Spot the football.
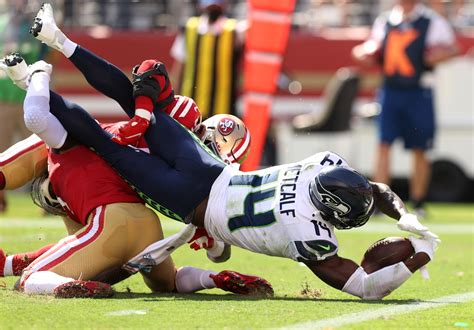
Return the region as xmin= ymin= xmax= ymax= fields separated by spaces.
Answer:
xmin=361 ymin=237 xmax=415 ymax=274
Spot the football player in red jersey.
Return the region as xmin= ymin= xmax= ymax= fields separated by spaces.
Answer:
xmin=0 ymin=48 xmax=262 ymax=298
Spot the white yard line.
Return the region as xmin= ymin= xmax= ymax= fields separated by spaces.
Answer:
xmin=283 ymin=291 xmax=474 ymax=330
xmin=0 ymin=219 xmax=471 ymax=234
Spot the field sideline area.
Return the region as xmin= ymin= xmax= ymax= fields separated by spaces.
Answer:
xmin=0 ymin=193 xmax=472 ymax=329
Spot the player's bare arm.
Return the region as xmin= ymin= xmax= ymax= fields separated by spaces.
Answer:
xmin=303 ymin=248 xmax=431 ymax=299
xmin=370 ymin=181 xmax=407 ymax=220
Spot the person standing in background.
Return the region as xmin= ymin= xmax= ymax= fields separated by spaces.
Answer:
xmin=352 ymin=0 xmax=460 ymax=216
xmin=0 ymin=0 xmax=47 ymax=213
xmin=170 ymin=0 xmax=246 ymax=119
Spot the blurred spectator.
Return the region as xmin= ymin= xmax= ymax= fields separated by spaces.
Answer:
xmin=352 ymin=0 xmax=460 ymax=215
xmin=169 ymin=0 xmax=246 ymax=119
xmin=0 ymin=0 xmax=47 ymax=213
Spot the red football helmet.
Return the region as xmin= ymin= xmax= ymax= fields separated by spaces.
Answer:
xmin=165 ymin=95 xmax=202 ymax=132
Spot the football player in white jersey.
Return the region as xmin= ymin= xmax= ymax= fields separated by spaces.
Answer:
xmin=10 ymin=2 xmax=439 ymax=300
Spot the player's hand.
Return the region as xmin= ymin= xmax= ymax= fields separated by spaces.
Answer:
xmin=407 ymin=236 xmax=439 ymax=261
xmin=111 ymin=115 xmax=150 ymax=146
xmin=397 ymin=213 xmax=439 ymax=240
xmin=188 ymin=227 xmax=215 ymax=250
xmin=132 ymin=61 xmax=171 ymax=106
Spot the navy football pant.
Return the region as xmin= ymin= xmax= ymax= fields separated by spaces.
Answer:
xmin=48 ymin=47 xmax=225 ymax=222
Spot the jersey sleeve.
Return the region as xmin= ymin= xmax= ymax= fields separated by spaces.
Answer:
xmin=284 ymin=220 xmax=339 ymax=262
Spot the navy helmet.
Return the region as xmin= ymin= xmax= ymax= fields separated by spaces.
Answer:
xmin=309 ymin=166 xmax=374 ymax=230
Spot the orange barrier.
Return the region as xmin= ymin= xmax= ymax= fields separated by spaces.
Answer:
xmin=241 ymin=0 xmax=295 ymax=171
xmin=242 ymin=95 xmax=272 ymax=171
xmin=246 ymin=12 xmax=292 ymax=53
xmin=243 ymin=53 xmax=282 ymax=94
xmin=249 ymin=0 xmax=296 ymax=13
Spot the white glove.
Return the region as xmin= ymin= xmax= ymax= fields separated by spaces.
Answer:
xmin=407 ymin=236 xmax=439 ymax=261
xmin=397 ymin=213 xmax=439 ymax=240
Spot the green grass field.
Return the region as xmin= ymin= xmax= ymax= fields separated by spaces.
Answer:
xmin=0 ymin=193 xmax=473 ymax=329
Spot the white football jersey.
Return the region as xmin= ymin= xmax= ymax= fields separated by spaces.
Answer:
xmin=205 ymin=151 xmax=349 ymax=262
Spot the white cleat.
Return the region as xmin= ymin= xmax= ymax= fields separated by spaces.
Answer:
xmin=30 ymin=3 xmax=66 ymax=52
xmin=1 ymin=53 xmax=29 ymax=90
xmin=29 ymin=60 xmax=53 ymax=78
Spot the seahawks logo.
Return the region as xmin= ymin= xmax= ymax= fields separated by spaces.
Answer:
xmin=315 ymin=178 xmax=351 ymax=217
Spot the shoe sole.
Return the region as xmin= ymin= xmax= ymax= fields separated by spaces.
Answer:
xmin=54 ymin=282 xmax=114 ymax=299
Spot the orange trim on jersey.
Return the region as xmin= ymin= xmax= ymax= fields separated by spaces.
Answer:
xmin=384 ymin=29 xmax=419 ymax=77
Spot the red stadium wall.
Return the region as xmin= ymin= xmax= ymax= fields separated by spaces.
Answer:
xmin=53 ymin=30 xmax=474 ymax=120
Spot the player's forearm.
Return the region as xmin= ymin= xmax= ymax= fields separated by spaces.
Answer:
xmin=404 ymin=252 xmax=430 ymax=273
xmin=425 ymin=45 xmax=460 ymax=67
xmin=370 ymin=181 xmax=407 ymax=220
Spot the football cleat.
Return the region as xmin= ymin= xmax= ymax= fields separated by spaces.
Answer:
xmin=210 ymin=270 xmax=274 ymax=297
xmin=30 ymin=3 xmax=67 ymax=52
xmin=53 ymin=280 xmax=114 ymax=298
xmin=0 ymin=249 xmax=5 ymax=277
xmin=1 ymin=53 xmax=29 ymax=89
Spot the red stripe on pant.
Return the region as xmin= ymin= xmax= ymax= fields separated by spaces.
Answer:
xmin=20 ymin=206 xmax=106 ymax=287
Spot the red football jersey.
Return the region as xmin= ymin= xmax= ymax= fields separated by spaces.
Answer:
xmin=48 ymin=145 xmax=142 ymax=225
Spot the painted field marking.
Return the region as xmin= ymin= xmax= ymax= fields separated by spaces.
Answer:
xmin=283 ymin=291 xmax=474 ymax=329
xmin=106 ymin=310 xmax=147 ymax=316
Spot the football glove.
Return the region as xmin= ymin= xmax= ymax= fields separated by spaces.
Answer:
xmin=188 ymin=227 xmax=215 ymax=250
xmin=111 ymin=113 xmax=150 ymax=146
xmin=397 ymin=213 xmax=439 ymax=240
xmin=407 ymin=235 xmax=440 ymax=261
xmin=132 ymin=60 xmax=174 ymax=108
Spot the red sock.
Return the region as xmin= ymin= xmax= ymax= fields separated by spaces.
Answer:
xmin=135 ymin=96 xmax=154 ymax=114
xmin=11 ymin=244 xmax=55 ymax=275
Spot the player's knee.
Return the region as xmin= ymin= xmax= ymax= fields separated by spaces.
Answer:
xmin=24 ymin=96 xmax=50 ymax=133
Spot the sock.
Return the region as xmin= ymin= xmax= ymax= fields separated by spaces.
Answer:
xmin=4 ymin=244 xmax=56 ymax=276
xmin=175 ymin=266 xmax=217 ymax=293
xmin=23 ymin=271 xmax=74 ymax=295
xmin=62 ymin=38 xmax=77 ymax=58
xmin=134 ymin=96 xmax=153 ymax=120
xmin=24 ymin=73 xmax=68 ymax=148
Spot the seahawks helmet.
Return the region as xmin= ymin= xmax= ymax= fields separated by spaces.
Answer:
xmin=200 ymin=114 xmax=251 ymax=165
xmin=309 ymin=166 xmax=374 ymax=230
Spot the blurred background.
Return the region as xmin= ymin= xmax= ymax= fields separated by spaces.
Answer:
xmin=0 ymin=0 xmax=473 ymax=205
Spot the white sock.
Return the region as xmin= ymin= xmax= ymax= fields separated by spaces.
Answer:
xmin=3 ymin=256 xmax=13 ymax=277
xmin=175 ymin=267 xmax=217 ymax=293
xmin=23 ymin=271 xmax=74 ymax=295
xmin=24 ymin=72 xmax=68 ymax=148
xmin=62 ymin=38 xmax=77 ymax=58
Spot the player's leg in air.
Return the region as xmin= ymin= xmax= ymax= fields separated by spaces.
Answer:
xmin=0 ymin=56 xmax=272 ymax=298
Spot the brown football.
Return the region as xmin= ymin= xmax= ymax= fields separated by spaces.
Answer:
xmin=361 ymin=237 xmax=415 ymax=274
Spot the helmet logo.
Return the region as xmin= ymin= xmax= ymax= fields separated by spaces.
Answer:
xmin=315 ymin=177 xmax=352 ymax=217
xmin=319 ymin=193 xmax=351 ymax=216
xmin=217 ymin=118 xmax=236 ymax=136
